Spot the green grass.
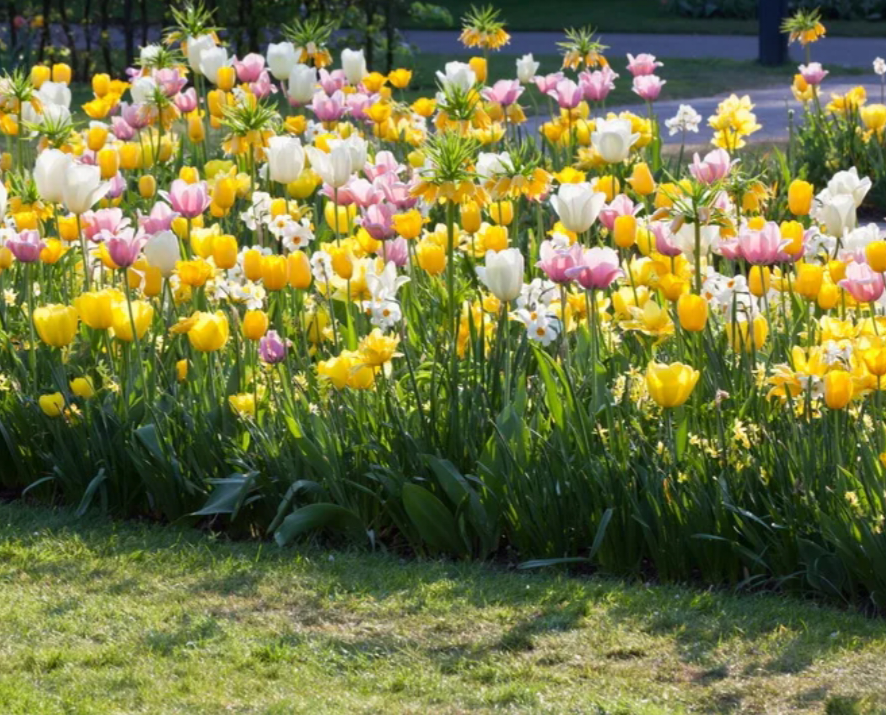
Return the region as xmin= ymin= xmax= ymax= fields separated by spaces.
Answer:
xmin=2 ymin=501 xmax=886 ymax=715
xmin=425 ymin=0 xmax=886 ymax=37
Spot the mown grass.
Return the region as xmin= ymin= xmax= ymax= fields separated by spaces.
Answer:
xmin=2 ymin=501 xmax=886 ymax=714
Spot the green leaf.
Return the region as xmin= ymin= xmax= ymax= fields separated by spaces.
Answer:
xmin=518 ymin=508 xmax=613 ymax=570
xmin=192 ymin=472 xmax=258 ymax=518
xmin=402 ymin=483 xmax=467 ymax=556
xmin=274 ymin=504 xmax=364 ymax=547
xmin=76 ymin=468 xmax=108 ymax=517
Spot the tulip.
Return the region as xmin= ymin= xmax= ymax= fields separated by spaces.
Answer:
xmin=689 ymin=148 xmax=733 ymax=184
xmin=62 ymin=162 xmax=110 ymax=215
xmin=105 ymin=229 xmax=147 ymax=269
xmin=111 ymin=300 xmax=154 ymax=342
xmin=436 ymin=61 xmax=476 ymax=93
xmin=592 ymin=118 xmax=640 ymax=164
xmin=75 ymin=289 xmax=123 ymax=330
xmin=787 ymin=179 xmax=813 ymax=216
xmin=628 ymin=162 xmax=655 ymax=196
xmin=548 ymin=78 xmax=583 ymax=109
xmin=794 ymin=263 xmax=824 ymax=299
xmin=725 ymin=315 xmax=769 ymax=352
xmin=645 ymin=361 xmax=699 ymax=408
xmin=305 ymin=145 xmax=353 ymax=189
xmin=565 ymin=246 xmax=624 ymax=290
xmin=267 ymin=41 xmax=298 ymax=80
xmin=799 ymin=62 xmax=828 ymax=86
xmin=839 ymin=261 xmax=885 ymax=303
xmin=261 ymin=255 xmax=290 ymax=291
xmin=866 ymin=240 xmax=886 ymax=272
xmin=162 ymin=179 xmax=212 ymax=219
xmin=482 ymin=79 xmax=523 ymax=107
xmin=613 ymin=215 xmax=637 ymax=249
xmin=476 ymin=248 xmax=524 ymax=302
xmin=388 ymin=68 xmax=413 ymax=89
xmin=70 ymin=377 xmax=95 ymax=399
xmin=626 ymin=53 xmax=663 ymax=77
xmin=33 ymin=304 xmax=79 ymax=347
xmin=677 ymin=294 xmax=708 ymax=332
xmin=200 ymin=46 xmax=230 ymax=83
xmin=188 ymin=311 xmax=230 ymax=351
xmin=234 ymin=52 xmax=265 ymax=82
xmin=516 ymin=53 xmax=540 ymax=83
xmin=39 ymin=392 xmax=66 ymax=417
xmin=461 ymin=201 xmax=482 ymax=234
xmin=288 ymin=64 xmax=318 ymax=105
xmin=537 ymin=241 xmax=583 ymax=284
xmin=243 ymin=309 xmax=270 ymax=340
xmin=267 ymin=136 xmax=305 ymax=185
xmin=341 ymin=48 xmax=367 ymax=85
xmin=229 ymin=393 xmax=256 ymax=417
xmin=824 ymin=370 xmax=853 ymax=410
xmin=416 ymin=240 xmax=446 ymax=275
xmin=632 ymin=75 xmax=665 ymax=101
xmin=468 ymin=57 xmax=487 ymax=83
xmin=211 ymin=234 xmax=238 ymax=269
xmin=34 ymin=148 xmax=73 ymax=204
xmin=259 ymin=330 xmax=288 ymax=364
xmin=550 ymin=183 xmax=607 ymax=234
xmin=392 ymin=210 xmax=423 ymax=240
xmin=737 ymin=222 xmax=791 ymax=266
xmin=579 ymin=67 xmax=618 ymax=102
xmin=7 ymin=230 xmax=46 ymax=263
xmin=143 ymin=230 xmax=180 ymax=277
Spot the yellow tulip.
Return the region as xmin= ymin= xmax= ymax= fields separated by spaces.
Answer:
xmin=242 ymin=310 xmax=269 ymax=340
xmin=188 ymin=311 xmax=229 ymax=352
xmin=30 ymin=65 xmax=51 ymax=88
xmin=645 ymin=361 xmax=700 ymax=408
xmin=416 ymin=239 xmax=446 ymax=275
xmin=70 ymin=377 xmax=95 ymax=399
xmin=39 ymin=392 xmax=65 ymax=417
xmin=613 ymin=215 xmax=637 ymax=249
xmin=111 ymin=300 xmax=154 ymax=342
xmin=867 ymin=241 xmax=886 ymax=273
xmin=228 ymin=393 xmax=256 ymax=416
xmin=33 ymin=304 xmax=79 ymax=347
xmin=676 ymin=294 xmax=708 ymax=332
xmin=97 ymin=146 xmax=120 ymax=179
xmin=489 ymin=200 xmax=514 ymax=226
xmin=288 ymin=250 xmax=312 ymax=289
xmin=628 ymin=162 xmax=655 ymax=196
xmin=788 ymin=179 xmax=813 ymax=216
xmin=261 ymin=255 xmax=289 ymax=291
xmin=468 ymin=56 xmax=487 ymax=83
xmin=388 ymin=68 xmax=412 ymax=89
xmin=138 ymin=174 xmax=157 ymax=199
xmin=824 ymin=370 xmax=853 ymax=410
xmin=725 ymin=315 xmax=769 ymax=352
xmin=51 ymin=63 xmax=72 ymax=84
xmin=794 ymin=263 xmax=824 ymax=300
xmin=392 ymin=209 xmax=423 ymax=240
xmin=75 ymin=289 xmax=122 ymax=330
xmin=211 ymin=234 xmax=239 ymax=269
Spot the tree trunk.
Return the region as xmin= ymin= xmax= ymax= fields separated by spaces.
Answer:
xmin=140 ymin=0 xmax=147 ymax=47
xmin=123 ymin=0 xmax=134 ymax=68
xmin=364 ymin=1 xmax=375 ymax=71
xmin=99 ymin=0 xmax=111 ymax=73
xmin=38 ymin=0 xmax=51 ymax=62
xmin=384 ymin=0 xmax=395 ymax=74
xmin=83 ymin=0 xmax=93 ymax=81
xmin=57 ymin=0 xmax=79 ymax=80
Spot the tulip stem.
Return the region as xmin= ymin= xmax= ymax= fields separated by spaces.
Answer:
xmin=25 ymin=263 xmax=37 ymax=390
xmin=124 ymin=284 xmax=151 ymax=410
xmin=76 ymin=214 xmax=91 ymax=291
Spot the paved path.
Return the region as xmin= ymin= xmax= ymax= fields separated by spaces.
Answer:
xmin=403 ymin=30 xmax=885 ymax=69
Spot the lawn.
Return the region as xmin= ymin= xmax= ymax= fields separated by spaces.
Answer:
xmin=426 ymin=0 xmax=886 ymax=37
xmin=2 ymin=502 xmax=886 ymax=715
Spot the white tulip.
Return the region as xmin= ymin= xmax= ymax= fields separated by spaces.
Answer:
xmin=816 ymin=194 xmax=857 ymax=237
xmin=143 ymin=230 xmax=180 ymax=277
xmin=267 ymin=136 xmax=306 ymax=185
xmin=435 ymin=62 xmax=476 ymax=93
xmin=305 ymin=145 xmax=353 ymax=189
xmin=34 ymin=148 xmax=73 ymax=204
xmin=330 ymin=135 xmax=367 ymax=173
xmin=140 ymin=44 xmax=162 ymax=66
xmin=61 ymin=163 xmax=110 ymax=215
xmin=36 ymin=81 xmax=71 ymax=109
xmin=516 ymin=53 xmax=540 ymax=84
xmin=129 ymin=76 xmax=157 ymax=105
xmin=476 ymin=152 xmax=514 ymax=181
xmin=199 ymin=46 xmax=230 ymax=84
xmin=550 ymin=183 xmax=607 ymax=234
xmin=287 ymin=64 xmax=317 ymax=105
xmin=40 ymin=103 xmax=72 ymax=129
xmin=267 ymin=41 xmax=298 ymax=80
xmin=476 ymin=248 xmax=524 ymax=302
xmin=341 ymin=48 xmax=367 ymax=85
xmin=825 ymin=167 xmax=871 ymax=208
xmin=186 ymin=34 xmax=215 ymax=70
xmin=591 ymin=118 xmax=640 ymax=164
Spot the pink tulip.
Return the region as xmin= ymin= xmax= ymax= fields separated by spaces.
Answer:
xmin=482 ymin=79 xmax=524 ymax=107
xmin=377 ymin=176 xmax=418 ymax=210
xmin=799 ymin=62 xmax=828 ymax=86
xmin=626 ymin=53 xmax=663 ymax=77
xmin=364 ymin=151 xmax=402 ymax=181
xmin=840 ymin=261 xmax=885 ymax=303
xmin=319 ymin=68 xmax=346 ymax=95
xmin=81 ymin=208 xmax=130 ymax=242
xmin=311 ymin=91 xmax=347 ymax=123
xmin=548 ymin=78 xmax=583 ymax=109
xmin=6 ymin=229 xmax=45 ymax=263
xmin=259 ymin=330 xmax=287 ymax=364
xmin=737 ymin=222 xmax=791 ymax=266
xmin=536 ymin=240 xmax=583 ymax=284
xmin=106 ymin=172 xmax=128 ymax=200
xmin=689 ymin=148 xmax=734 ymax=185
xmin=343 ymin=178 xmax=383 ymax=208
xmin=598 ymin=194 xmax=639 ymax=231
xmin=650 ymin=222 xmax=683 ymax=258
xmin=249 ymin=70 xmax=277 ymax=99
xmin=138 ymin=202 xmax=178 ymax=235
xmin=533 ymin=72 xmax=564 ymax=95
xmin=379 ymin=236 xmax=409 ymax=267
xmin=155 ymin=68 xmax=187 ymax=97
xmin=360 ymin=203 xmax=397 ymax=240
xmin=579 ymin=67 xmax=617 ymax=102
xmin=121 ymin=101 xmax=154 ymax=130
xmin=161 ymin=179 xmax=212 ymax=219
xmin=565 ymin=246 xmax=624 ymax=289
xmin=345 ymin=92 xmax=372 ymax=122
xmin=102 ymin=228 xmax=147 ymax=269
xmin=632 ymin=75 xmax=665 ymax=101
xmin=234 ymin=53 xmax=265 ymax=83
xmin=174 ymin=88 xmax=198 ymax=113
xmin=111 ymin=115 xmax=136 ymax=141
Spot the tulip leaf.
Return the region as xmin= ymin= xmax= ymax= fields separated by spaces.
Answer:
xmin=192 ymin=472 xmax=258 ymax=518
xmin=402 ymin=483 xmax=467 ymax=556
xmin=274 ymin=503 xmax=365 ymax=547
xmin=518 ymin=507 xmax=613 ymax=569
xmin=76 ymin=468 xmax=108 ymax=517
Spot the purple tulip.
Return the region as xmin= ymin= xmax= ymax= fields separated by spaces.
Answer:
xmin=311 ymin=91 xmax=348 ymax=123
xmin=138 ymin=202 xmax=179 ymax=235
xmin=361 ymin=203 xmax=397 ymax=240
xmin=536 ymin=241 xmax=583 ymax=284
xmin=174 ymin=88 xmax=198 ymax=113
xmin=102 ymin=228 xmax=147 ymax=268
xmin=564 ymin=246 xmax=624 ymax=290
xmin=6 ymin=230 xmax=46 ymax=263
xmin=259 ymin=330 xmax=287 ymax=364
